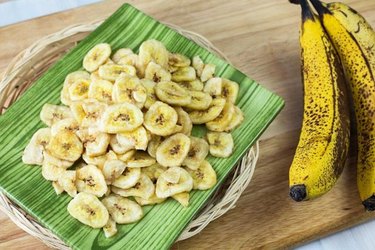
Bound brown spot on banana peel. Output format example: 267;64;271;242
289;1;350;201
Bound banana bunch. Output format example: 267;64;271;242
22;39;245;236
290;0;375;210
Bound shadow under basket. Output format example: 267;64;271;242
0;20;259;249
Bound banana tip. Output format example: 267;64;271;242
363;195;375;211
289;0;300;5
290;184;307;202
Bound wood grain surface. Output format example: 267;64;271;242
0;0;375;249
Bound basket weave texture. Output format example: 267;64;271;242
0;21;259;249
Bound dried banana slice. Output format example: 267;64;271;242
144;101;178;136
82;153;107;169
76;165;108;197
116;149;136;162
112;173;154;199
103;217;117;238
186;160;217;190
83;43;111;72
141;79;157;109
206;101;235;132
112;48;137;66
43;151;74;169
224;106;244;132
110;135;130;154
206;132;234;158
134;193;166;205
147;135;162;158
221;78;239;104
171;67;196;82
192;55;204;77
58;170;77;197
182;137;209;170
145;62;171;83
88;78;113;103
52;181;64;195
67;192;109;228
188;97;226;124
156;133;191;167
102;159;126;184
169;53;191;67
175;107;192;136
102;195;143;224
204;77;222;97
77;128;110;157
200;63;216;82
22;128;51;165
185;91;212;110
51;118;79;136
112;167;141;189
155;167;193;198
40;104;73;127
46;130;83;162
127;151;156;168
70;100;107;127
178;79;204;91
116;126;149;151
138;39;169;68
141;163;167;183
61;71;90;105
42;162;65;181
172;192;189;207
112;75;146;108
154;81;191;106
162;166;181;183
100;103;143;133
81;101;108;128
98;64;136;81
68;78;90;101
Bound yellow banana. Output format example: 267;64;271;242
310;0;375;210
325;2;375;71
289;0;350;201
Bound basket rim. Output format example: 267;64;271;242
0;20;259;249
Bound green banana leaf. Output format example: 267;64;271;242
0;4;284;249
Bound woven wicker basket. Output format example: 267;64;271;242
0;20;259;249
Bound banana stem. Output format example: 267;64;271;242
310;0;330;15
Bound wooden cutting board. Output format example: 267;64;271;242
0;0;375;249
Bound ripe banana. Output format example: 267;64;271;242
310;0;375;210
288;0;350;201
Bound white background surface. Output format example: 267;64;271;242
0;0;374;249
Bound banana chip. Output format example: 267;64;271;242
22;128;51;165
144;101;178;136
76;165;108;197
156;167;193;198
67;192;109;228
100;103;143;133
186;160;217;190
206;132;234;158
155;81;191;106
112;173;154;199
40;104;73;127
83;43;111;72
102;195;143;224
156;133;191;167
